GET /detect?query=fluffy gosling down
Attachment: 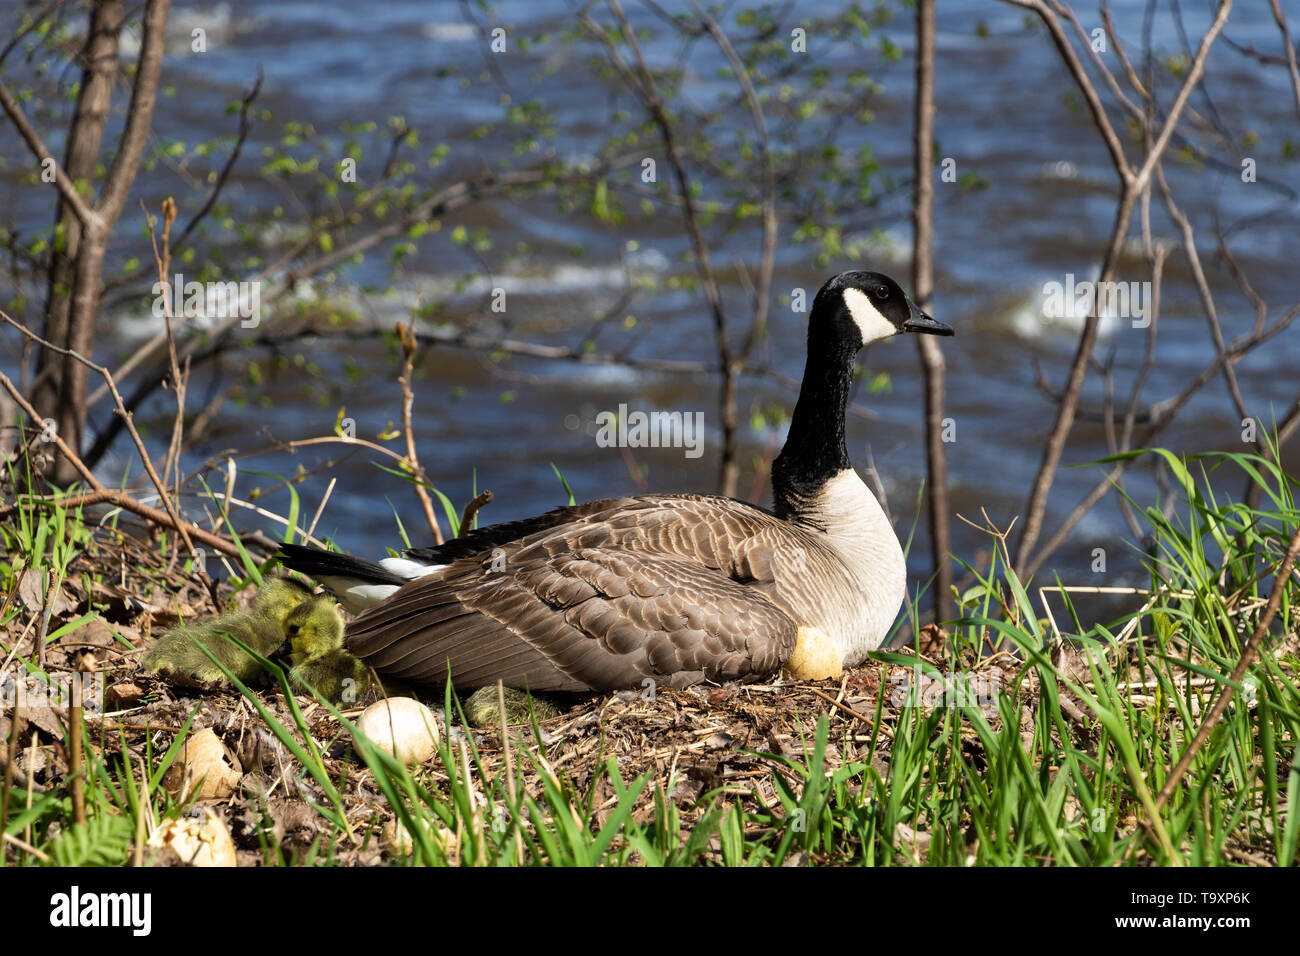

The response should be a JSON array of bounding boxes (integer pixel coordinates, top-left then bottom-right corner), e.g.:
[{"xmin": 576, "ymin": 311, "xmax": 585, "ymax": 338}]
[
  {"xmin": 143, "ymin": 578, "xmax": 367, "ymax": 702},
  {"xmin": 142, "ymin": 578, "xmax": 554, "ymax": 725},
  {"xmin": 142, "ymin": 577, "xmax": 313, "ymax": 685},
  {"xmin": 463, "ymin": 686, "xmax": 560, "ymax": 728},
  {"xmin": 283, "ymin": 595, "xmax": 371, "ymax": 702}
]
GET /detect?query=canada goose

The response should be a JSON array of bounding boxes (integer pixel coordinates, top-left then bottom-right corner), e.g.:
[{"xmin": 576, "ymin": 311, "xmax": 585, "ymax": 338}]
[
  {"xmin": 142, "ymin": 577, "xmax": 313, "ymax": 685},
  {"xmin": 278, "ymin": 271, "xmax": 952, "ymax": 692}
]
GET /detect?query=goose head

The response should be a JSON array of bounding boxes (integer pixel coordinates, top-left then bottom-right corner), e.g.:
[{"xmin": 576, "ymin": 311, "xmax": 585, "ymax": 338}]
[
  {"xmin": 283, "ymin": 596, "xmax": 346, "ymax": 666},
  {"xmin": 811, "ymin": 271, "xmax": 953, "ymax": 352},
  {"xmin": 772, "ymin": 270, "xmax": 955, "ymax": 518}
]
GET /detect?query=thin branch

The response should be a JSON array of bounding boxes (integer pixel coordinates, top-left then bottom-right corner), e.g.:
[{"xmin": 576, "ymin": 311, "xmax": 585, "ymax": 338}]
[
  {"xmin": 85, "ymin": 157, "xmax": 638, "ymax": 434},
  {"xmin": 142, "ymin": 197, "xmax": 189, "ymax": 497},
  {"xmin": 1022, "ymin": 300, "xmax": 1300, "ymax": 578},
  {"xmin": 99, "ymin": 70, "xmax": 264, "ymax": 301},
  {"xmin": 395, "ymin": 321, "xmax": 443, "ymax": 545},
  {"xmin": 1, "ymin": 309, "xmax": 196, "ymax": 558},
  {"xmin": 1062, "ymin": 1, "xmax": 1142, "ymax": 119},
  {"xmin": 0, "ymin": 0, "xmax": 68, "ymax": 68},
  {"xmin": 1003, "ymin": 0, "xmax": 1132, "ymax": 180},
  {"xmin": 910, "ymin": 0, "xmax": 953, "ymax": 623},
  {"xmin": 0, "ymin": 81, "xmax": 102, "ymax": 231},
  {"xmin": 695, "ymin": 4, "xmax": 776, "ymax": 364},
  {"xmin": 1130, "ymin": 0, "xmax": 1232, "ymax": 194},
  {"xmin": 584, "ymin": 0, "xmax": 739, "ymax": 494},
  {"xmin": 1153, "ymin": 165, "xmax": 1255, "ymax": 451},
  {"xmin": 1004, "ymin": 0, "xmax": 1231, "ymax": 577},
  {"xmin": 459, "ymin": 490, "xmax": 494, "ymax": 535},
  {"xmin": 0, "ymin": 366, "xmax": 245, "ymax": 559},
  {"xmin": 1269, "ymin": 0, "xmax": 1300, "ymax": 121}
]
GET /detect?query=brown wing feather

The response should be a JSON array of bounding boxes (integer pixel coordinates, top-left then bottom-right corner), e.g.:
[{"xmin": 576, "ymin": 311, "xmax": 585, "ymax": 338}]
[
  {"xmin": 400, "ymin": 497, "xmax": 637, "ymax": 564},
  {"xmin": 346, "ymin": 495, "xmax": 801, "ymax": 692}
]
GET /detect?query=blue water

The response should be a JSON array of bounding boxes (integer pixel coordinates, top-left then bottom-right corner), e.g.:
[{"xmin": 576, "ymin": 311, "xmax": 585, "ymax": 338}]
[{"xmin": 1, "ymin": 0, "xmax": 1297, "ymax": 599}]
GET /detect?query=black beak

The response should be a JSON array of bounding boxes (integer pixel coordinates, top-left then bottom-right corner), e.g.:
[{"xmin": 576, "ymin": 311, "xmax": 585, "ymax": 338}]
[{"xmin": 902, "ymin": 301, "xmax": 953, "ymax": 336}]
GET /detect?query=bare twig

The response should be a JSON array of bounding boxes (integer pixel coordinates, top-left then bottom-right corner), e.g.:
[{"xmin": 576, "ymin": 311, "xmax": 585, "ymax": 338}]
[
  {"xmin": 142, "ymin": 197, "xmax": 191, "ymax": 504},
  {"xmin": 584, "ymin": 1, "xmax": 739, "ymax": 494},
  {"xmin": 1269, "ymin": 0, "xmax": 1300, "ymax": 121},
  {"xmin": 459, "ymin": 490, "xmax": 494, "ymax": 534},
  {"xmin": 69, "ymin": 654, "xmax": 91, "ymax": 827},
  {"xmin": 1023, "ymin": 300, "xmax": 1300, "ymax": 578},
  {"xmin": 395, "ymin": 321, "xmax": 443, "ymax": 545},
  {"xmin": 305, "ymin": 477, "xmax": 337, "ymax": 542},
  {"xmin": 84, "ymin": 157, "xmax": 643, "ymax": 468},
  {"xmin": 808, "ymin": 686, "xmax": 879, "ymax": 728},
  {"xmin": 1003, "ymin": 0, "xmax": 1232, "ymax": 577},
  {"xmin": 1002, "ymin": 0, "xmax": 1131, "ymax": 177},
  {"xmin": 0, "ymin": 81, "xmax": 102, "ymax": 231},
  {"xmin": 694, "ymin": 5, "xmax": 776, "ymax": 366},
  {"xmin": 0, "ymin": 363, "xmax": 249, "ymax": 559},
  {"xmin": 0, "ymin": 705, "xmax": 22, "ymax": 867},
  {"xmin": 1, "ymin": 310, "xmax": 197, "ymax": 558},
  {"xmin": 99, "ymin": 71, "xmax": 265, "ymax": 305},
  {"xmin": 1009, "ymin": 0, "xmax": 1300, "ymax": 578},
  {"xmin": 2, "ymin": 832, "xmax": 49, "ymax": 863},
  {"xmin": 910, "ymin": 0, "xmax": 953, "ymax": 624}
]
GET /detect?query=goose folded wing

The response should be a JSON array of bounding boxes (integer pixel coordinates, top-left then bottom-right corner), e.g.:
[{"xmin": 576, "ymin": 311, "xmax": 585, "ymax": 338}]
[
  {"xmin": 344, "ymin": 546, "xmax": 798, "ymax": 692},
  {"xmin": 401, "ymin": 497, "xmax": 638, "ymax": 564}
]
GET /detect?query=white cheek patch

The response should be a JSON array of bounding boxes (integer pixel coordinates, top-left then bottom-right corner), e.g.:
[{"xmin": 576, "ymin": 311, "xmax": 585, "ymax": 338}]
[{"xmin": 842, "ymin": 287, "xmax": 899, "ymax": 344}]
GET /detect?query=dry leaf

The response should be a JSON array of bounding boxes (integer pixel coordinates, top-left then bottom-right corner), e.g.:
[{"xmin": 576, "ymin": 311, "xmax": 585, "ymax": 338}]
[{"xmin": 162, "ymin": 727, "xmax": 243, "ymax": 801}]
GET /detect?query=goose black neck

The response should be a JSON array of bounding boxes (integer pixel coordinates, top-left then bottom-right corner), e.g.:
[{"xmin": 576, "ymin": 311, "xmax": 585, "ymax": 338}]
[{"xmin": 771, "ymin": 333, "xmax": 857, "ymax": 518}]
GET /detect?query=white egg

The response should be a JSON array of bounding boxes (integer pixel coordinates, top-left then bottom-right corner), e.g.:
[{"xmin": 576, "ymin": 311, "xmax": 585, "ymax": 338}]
[{"xmin": 355, "ymin": 697, "xmax": 440, "ymax": 763}]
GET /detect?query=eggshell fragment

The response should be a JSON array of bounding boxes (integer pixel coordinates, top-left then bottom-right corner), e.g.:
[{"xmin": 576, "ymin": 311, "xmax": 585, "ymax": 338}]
[
  {"xmin": 162, "ymin": 727, "xmax": 243, "ymax": 801},
  {"xmin": 356, "ymin": 697, "xmax": 440, "ymax": 763},
  {"xmin": 147, "ymin": 809, "xmax": 237, "ymax": 867}
]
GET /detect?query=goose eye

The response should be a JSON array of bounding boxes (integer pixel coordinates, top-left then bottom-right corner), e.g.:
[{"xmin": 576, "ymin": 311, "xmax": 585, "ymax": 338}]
[
  {"xmin": 288, "ymin": 624, "xmax": 300, "ymax": 635},
  {"xmin": 874, "ymin": 287, "xmax": 889, "ymax": 301}
]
